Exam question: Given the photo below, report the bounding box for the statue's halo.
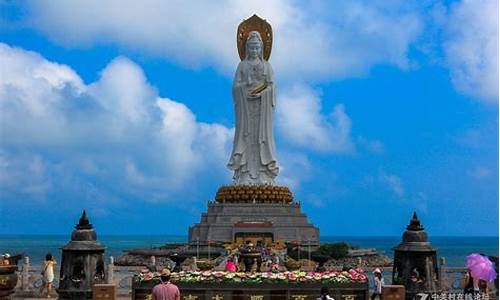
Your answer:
[237,14,273,61]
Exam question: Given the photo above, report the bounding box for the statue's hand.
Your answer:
[248,91,261,99]
[249,86,269,98]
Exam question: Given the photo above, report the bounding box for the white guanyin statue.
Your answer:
[227,30,279,185]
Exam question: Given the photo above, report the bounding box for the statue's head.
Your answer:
[246,31,263,60]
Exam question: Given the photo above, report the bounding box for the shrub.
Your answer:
[286,246,310,260]
[316,242,349,259]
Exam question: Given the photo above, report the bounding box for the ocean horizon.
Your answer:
[1,235,497,267]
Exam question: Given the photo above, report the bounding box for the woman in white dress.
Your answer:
[39,253,56,298]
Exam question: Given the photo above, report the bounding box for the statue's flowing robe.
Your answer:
[228,59,279,185]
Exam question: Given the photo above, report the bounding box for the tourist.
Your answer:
[39,253,56,298]
[271,255,280,272]
[264,256,273,270]
[2,253,10,265]
[463,270,479,296]
[410,267,423,284]
[371,268,384,300]
[152,269,180,300]
[225,257,237,272]
[317,286,335,300]
[479,280,488,294]
[233,254,239,269]
[141,267,154,281]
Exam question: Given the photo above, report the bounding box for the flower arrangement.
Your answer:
[134,268,367,285]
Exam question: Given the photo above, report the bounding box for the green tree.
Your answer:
[316,242,349,259]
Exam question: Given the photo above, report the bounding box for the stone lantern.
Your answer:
[57,210,106,299]
[392,212,439,299]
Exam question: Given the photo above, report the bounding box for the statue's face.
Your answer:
[247,42,261,59]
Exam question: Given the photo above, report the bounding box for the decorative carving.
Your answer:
[237,14,273,61]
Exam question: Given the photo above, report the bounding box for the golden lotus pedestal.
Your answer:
[215,186,294,204]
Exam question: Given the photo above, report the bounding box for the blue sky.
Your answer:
[0,0,498,237]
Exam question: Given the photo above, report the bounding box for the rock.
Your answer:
[347,248,378,257]
[115,254,175,270]
[324,255,392,269]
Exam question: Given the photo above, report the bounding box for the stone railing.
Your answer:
[13,256,59,298]
[13,256,142,299]
[439,267,468,292]
[12,257,498,300]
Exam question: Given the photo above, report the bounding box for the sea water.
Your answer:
[0,235,497,267]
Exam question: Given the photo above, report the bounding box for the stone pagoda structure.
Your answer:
[188,15,319,248]
[58,210,106,299]
[392,212,439,299]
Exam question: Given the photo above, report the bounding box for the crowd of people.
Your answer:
[1,248,494,300]
[222,241,282,272]
[370,265,493,300]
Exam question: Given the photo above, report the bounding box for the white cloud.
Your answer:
[0,42,363,206]
[469,166,492,180]
[276,152,312,190]
[380,173,405,198]
[88,57,155,125]
[0,151,52,199]
[277,85,354,153]
[357,136,385,154]
[24,0,422,81]
[444,0,498,103]
[0,43,232,203]
[0,44,85,145]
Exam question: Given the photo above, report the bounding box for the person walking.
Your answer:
[39,253,56,298]
[225,257,237,272]
[316,287,335,300]
[371,268,384,300]
[152,269,180,300]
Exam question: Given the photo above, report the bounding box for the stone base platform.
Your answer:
[188,201,319,247]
